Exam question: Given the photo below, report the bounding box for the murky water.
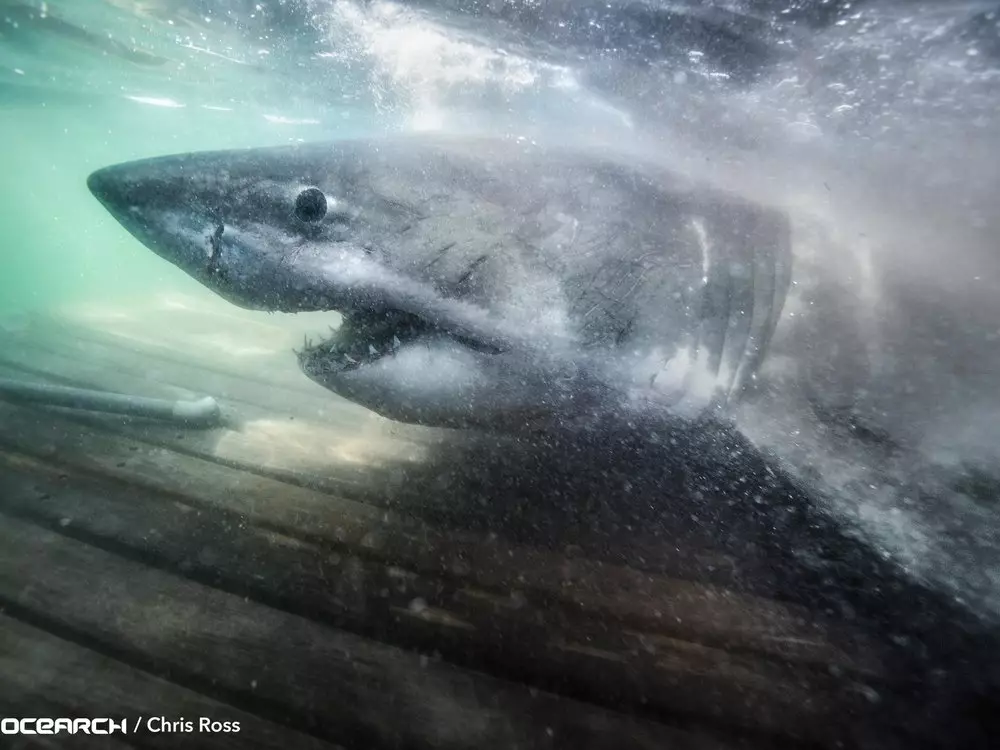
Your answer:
[2,2,1000,742]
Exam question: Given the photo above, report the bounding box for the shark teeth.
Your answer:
[299,336,391,372]
[297,308,464,375]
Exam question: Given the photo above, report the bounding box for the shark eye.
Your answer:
[294,187,327,223]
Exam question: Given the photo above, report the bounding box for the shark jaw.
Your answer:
[295,306,504,376]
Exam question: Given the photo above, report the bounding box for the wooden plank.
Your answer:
[0,615,339,750]
[0,450,884,746]
[1,314,387,428]
[0,341,439,499]
[0,324,413,446]
[0,515,730,750]
[0,397,875,672]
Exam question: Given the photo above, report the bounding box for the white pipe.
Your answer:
[0,377,221,427]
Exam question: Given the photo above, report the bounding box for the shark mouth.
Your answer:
[296,308,502,375]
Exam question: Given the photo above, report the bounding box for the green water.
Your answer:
[3,104,221,313]
[0,0,381,315]
[0,101,350,314]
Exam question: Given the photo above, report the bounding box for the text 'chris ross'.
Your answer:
[1,717,241,734]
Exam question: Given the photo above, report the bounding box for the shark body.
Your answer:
[87,135,791,431]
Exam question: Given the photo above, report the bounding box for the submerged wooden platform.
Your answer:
[0,292,918,749]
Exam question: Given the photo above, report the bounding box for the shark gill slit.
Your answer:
[206,222,225,276]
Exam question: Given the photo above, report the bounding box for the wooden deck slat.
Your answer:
[0,336,437,498]
[0,450,882,746]
[0,615,339,750]
[0,515,731,750]
[0,320,416,440]
[0,396,873,673]
[8,314,386,428]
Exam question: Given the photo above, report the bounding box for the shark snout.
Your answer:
[87,160,173,217]
[86,166,123,209]
[87,164,153,220]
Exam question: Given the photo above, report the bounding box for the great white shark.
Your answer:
[86,132,1000,747]
[77,2,1000,743]
[87,134,792,432]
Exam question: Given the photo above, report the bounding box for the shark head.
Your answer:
[88,135,791,431]
[87,140,401,314]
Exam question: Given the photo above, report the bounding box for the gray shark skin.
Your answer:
[87,134,791,431]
